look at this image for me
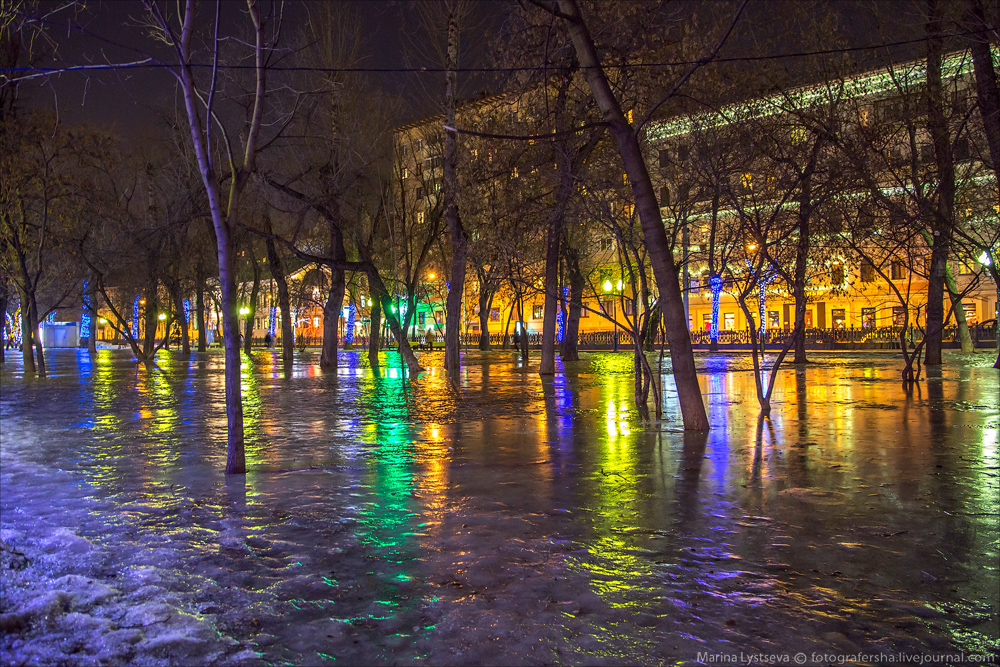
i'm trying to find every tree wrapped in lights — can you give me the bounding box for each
[709,275,723,344]
[80,280,92,342]
[131,296,140,340]
[344,302,356,346]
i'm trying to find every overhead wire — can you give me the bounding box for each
[0,28,990,79]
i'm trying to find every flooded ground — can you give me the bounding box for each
[1,348,997,666]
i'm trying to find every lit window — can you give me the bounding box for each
[831,262,844,284]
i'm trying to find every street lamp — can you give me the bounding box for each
[603,279,619,352]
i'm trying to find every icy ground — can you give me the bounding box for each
[1,349,998,666]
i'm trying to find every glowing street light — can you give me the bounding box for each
[157,313,166,321]
[239,306,250,316]
[428,273,436,280]
[603,279,613,292]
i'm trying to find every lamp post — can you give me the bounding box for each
[604,279,620,353]
[239,306,250,348]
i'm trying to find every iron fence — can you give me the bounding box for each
[101,320,995,351]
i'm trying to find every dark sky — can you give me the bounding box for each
[11,0,510,135]
[8,0,939,137]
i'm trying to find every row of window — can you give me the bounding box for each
[684,258,979,291]
[483,300,634,323]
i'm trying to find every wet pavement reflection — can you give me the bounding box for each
[1,348,997,665]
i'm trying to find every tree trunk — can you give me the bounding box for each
[170,281,191,355]
[561,248,583,362]
[966,0,1000,211]
[945,265,974,353]
[265,236,294,363]
[477,272,493,350]
[320,269,345,369]
[539,211,563,374]
[218,242,245,475]
[363,263,422,374]
[18,287,35,374]
[790,135,824,363]
[924,0,955,367]
[369,297,382,368]
[0,290,6,364]
[478,309,490,350]
[86,280,98,354]
[501,297,515,349]
[29,292,44,377]
[321,222,347,369]
[143,276,158,360]
[557,0,707,430]
[244,255,261,356]
[196,272,207,352]
[443,6,467,380]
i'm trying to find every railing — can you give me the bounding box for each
[101,320,995,351]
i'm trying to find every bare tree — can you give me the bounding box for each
[142,0,284,474]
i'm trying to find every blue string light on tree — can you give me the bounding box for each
[268,306,277,339]
[183,299,191,328]
[709,275,723,342]
[556,286,568,343]
[80,280,92,340]
[758,270,774,339]
[132,296,140,339]
[345,302,356,345]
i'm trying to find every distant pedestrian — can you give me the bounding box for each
[264,332,272,348]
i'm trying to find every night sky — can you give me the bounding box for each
[15,0,512,135]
